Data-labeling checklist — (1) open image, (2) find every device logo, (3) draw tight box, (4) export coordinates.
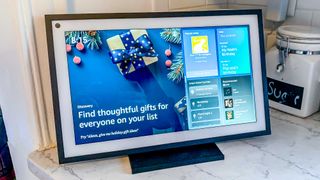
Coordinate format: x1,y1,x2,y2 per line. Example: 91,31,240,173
191,36,209,54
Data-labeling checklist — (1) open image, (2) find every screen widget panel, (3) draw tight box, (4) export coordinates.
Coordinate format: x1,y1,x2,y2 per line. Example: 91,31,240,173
221,76,256,124
182,28,218,78
217,26,251,76
186,79,221,130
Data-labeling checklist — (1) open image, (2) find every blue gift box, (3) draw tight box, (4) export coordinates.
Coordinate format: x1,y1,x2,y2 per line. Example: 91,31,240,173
107,30,159,75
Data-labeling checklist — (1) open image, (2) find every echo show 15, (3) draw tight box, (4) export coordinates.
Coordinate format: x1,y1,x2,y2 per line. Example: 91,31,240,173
46,10,270,171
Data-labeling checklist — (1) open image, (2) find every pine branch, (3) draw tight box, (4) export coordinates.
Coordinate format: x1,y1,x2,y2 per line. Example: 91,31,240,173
86,31,103,50
160,28,182,44
167,51,184,83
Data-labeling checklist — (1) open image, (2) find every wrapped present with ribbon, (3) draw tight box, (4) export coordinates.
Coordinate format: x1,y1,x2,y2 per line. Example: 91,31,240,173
174,96,188,130
107,30,158,75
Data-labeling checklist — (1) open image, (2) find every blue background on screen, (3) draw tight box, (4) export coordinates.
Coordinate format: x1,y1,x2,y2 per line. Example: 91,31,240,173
67,29,186,144
66,26,256,145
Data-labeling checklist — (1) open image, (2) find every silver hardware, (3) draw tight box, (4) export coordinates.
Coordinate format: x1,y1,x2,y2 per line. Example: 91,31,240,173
276,32,320,73
276,64,284,73
277,37,289,73
276,46,320,55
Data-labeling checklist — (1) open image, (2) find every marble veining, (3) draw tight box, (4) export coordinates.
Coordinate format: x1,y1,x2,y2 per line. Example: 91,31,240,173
28,109,320,180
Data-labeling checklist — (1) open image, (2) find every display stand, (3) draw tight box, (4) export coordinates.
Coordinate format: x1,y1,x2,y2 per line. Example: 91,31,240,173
129,143,224,174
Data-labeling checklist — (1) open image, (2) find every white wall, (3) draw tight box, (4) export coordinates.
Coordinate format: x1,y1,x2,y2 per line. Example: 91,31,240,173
228,0,320,27
0,0,39,179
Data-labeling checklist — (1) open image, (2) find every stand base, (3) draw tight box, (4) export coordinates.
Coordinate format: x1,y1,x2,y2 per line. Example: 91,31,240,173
129,143,224,174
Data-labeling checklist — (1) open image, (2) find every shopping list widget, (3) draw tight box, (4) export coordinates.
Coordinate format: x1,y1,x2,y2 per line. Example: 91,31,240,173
182,26,256,130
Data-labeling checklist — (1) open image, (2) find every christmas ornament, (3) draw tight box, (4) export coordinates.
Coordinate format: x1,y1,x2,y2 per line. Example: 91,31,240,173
165,49,172,57
66,44,72,53
160,28,184,83
165,59,172,68
76,42,84,51
167,51,184,82
73,56,81,64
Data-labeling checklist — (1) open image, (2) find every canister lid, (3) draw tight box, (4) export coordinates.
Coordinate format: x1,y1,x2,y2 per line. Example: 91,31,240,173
277,25,320,51
278,25,320,39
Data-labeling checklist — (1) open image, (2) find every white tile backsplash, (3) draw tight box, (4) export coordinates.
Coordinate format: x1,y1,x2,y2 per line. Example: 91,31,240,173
228,0,267,6
206,0,227,5
206,4,228,9
169,0,206,9
297,0,320,10
168,0,227,10
171,4,227,11
228,4,266,12
227,0,320,27
167,0,320,27
311,12,320,27
284,9,313,26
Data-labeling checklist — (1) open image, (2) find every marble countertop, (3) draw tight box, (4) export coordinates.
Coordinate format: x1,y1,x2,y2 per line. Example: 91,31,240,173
28,109,320,180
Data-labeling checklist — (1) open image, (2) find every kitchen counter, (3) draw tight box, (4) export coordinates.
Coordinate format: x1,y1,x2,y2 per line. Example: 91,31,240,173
28,109,320,180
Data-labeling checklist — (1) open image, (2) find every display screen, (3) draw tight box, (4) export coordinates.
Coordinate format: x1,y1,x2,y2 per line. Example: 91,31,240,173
64,25,256,145
47,11,269,162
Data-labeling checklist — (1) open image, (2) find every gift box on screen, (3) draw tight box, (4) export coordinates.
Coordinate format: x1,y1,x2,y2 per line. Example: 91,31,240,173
174,96,188,130
107,30,158,75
